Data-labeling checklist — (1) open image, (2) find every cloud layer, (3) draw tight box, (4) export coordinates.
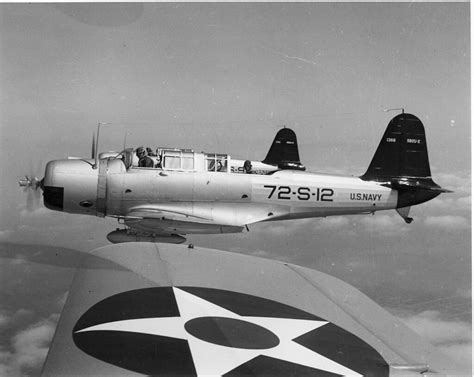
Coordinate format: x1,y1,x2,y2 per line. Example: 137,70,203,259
424,215,470,230
0,316,57,377
398,310,472,372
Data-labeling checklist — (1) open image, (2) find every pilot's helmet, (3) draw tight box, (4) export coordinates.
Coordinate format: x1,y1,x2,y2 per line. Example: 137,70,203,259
136,146,146,157
244,160,252,172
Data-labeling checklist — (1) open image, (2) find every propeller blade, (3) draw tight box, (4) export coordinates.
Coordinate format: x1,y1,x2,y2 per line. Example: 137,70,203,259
19,174,43,212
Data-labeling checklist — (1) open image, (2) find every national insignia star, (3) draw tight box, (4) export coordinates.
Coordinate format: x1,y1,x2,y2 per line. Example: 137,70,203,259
76,287,362,376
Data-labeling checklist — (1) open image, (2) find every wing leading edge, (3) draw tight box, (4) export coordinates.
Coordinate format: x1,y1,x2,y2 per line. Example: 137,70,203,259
42,243,463,376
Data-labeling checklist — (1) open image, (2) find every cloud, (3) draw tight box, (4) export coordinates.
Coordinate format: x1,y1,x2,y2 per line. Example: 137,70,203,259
316,216,351,229
0,231,15,242
0,313,9,328
428,195,471,212
455,288,472,299
0,347,14,377
434,171,471,195
11,318,56,370
250,212,415,241
253,218,313,236
424,215,470,230
0,316,58,377
455,196,471,208
12,309,34,323
0,212,114,253
357,213,410,235
398,310,472,372
401,310,471,344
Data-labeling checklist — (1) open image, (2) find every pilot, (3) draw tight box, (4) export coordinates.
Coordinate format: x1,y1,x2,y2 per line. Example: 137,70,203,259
243,160,254,174
136,146,154,168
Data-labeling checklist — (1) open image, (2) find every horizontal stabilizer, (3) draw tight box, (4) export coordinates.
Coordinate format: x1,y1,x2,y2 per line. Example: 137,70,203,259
384,178,453,193
262,128,305,170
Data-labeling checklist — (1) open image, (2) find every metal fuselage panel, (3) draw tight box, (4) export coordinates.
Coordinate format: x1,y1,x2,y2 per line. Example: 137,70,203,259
105,168,397,221
106,166,252,216
251,171,397,219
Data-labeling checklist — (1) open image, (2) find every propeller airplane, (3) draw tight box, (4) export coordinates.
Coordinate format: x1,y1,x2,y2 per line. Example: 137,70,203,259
19,112,451,244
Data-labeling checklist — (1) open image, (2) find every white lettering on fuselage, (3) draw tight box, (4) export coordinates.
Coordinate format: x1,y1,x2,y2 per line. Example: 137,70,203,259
406,138,421,144
386,138,396,143
350,193,382,201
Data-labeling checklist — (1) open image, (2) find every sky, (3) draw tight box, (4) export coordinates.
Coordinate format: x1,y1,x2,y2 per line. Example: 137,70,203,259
0,3,471,376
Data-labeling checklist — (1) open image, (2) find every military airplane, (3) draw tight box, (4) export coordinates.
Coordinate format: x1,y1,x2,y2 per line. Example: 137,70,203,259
40,242,462,376
19,113,451,244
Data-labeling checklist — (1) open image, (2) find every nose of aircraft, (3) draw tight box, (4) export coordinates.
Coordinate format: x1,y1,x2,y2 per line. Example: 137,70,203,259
43,181,64,211
42,159,99,214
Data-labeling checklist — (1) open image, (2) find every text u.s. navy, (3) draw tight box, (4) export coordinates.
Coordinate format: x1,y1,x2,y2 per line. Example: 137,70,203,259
350,193,383,201
19,112,451,244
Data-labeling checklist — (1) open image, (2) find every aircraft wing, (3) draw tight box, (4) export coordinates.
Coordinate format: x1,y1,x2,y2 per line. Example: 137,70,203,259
42,243,463,376
123,203,289,234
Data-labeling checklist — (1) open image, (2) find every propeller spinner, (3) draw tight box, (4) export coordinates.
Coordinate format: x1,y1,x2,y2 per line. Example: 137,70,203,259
19,175,43,191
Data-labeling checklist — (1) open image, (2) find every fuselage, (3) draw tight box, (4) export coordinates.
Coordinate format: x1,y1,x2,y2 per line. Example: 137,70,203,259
42,149,401,236
109,164,397,220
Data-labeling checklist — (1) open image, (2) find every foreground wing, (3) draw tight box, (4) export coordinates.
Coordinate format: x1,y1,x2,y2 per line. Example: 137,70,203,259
42,243,462,376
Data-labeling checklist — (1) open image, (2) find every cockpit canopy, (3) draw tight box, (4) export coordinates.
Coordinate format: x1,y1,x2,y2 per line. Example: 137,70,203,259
120,147,230,173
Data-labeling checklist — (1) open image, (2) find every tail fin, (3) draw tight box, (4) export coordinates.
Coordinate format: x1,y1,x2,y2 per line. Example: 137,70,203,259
362,113,432,180
361,113,450,193
262,128,305,170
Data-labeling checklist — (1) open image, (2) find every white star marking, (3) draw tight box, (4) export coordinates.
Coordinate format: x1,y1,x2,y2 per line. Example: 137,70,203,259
75,288,362,376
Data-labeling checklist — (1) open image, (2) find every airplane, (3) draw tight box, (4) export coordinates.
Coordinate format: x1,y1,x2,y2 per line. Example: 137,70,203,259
19,112,451,244
39,241,463,376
